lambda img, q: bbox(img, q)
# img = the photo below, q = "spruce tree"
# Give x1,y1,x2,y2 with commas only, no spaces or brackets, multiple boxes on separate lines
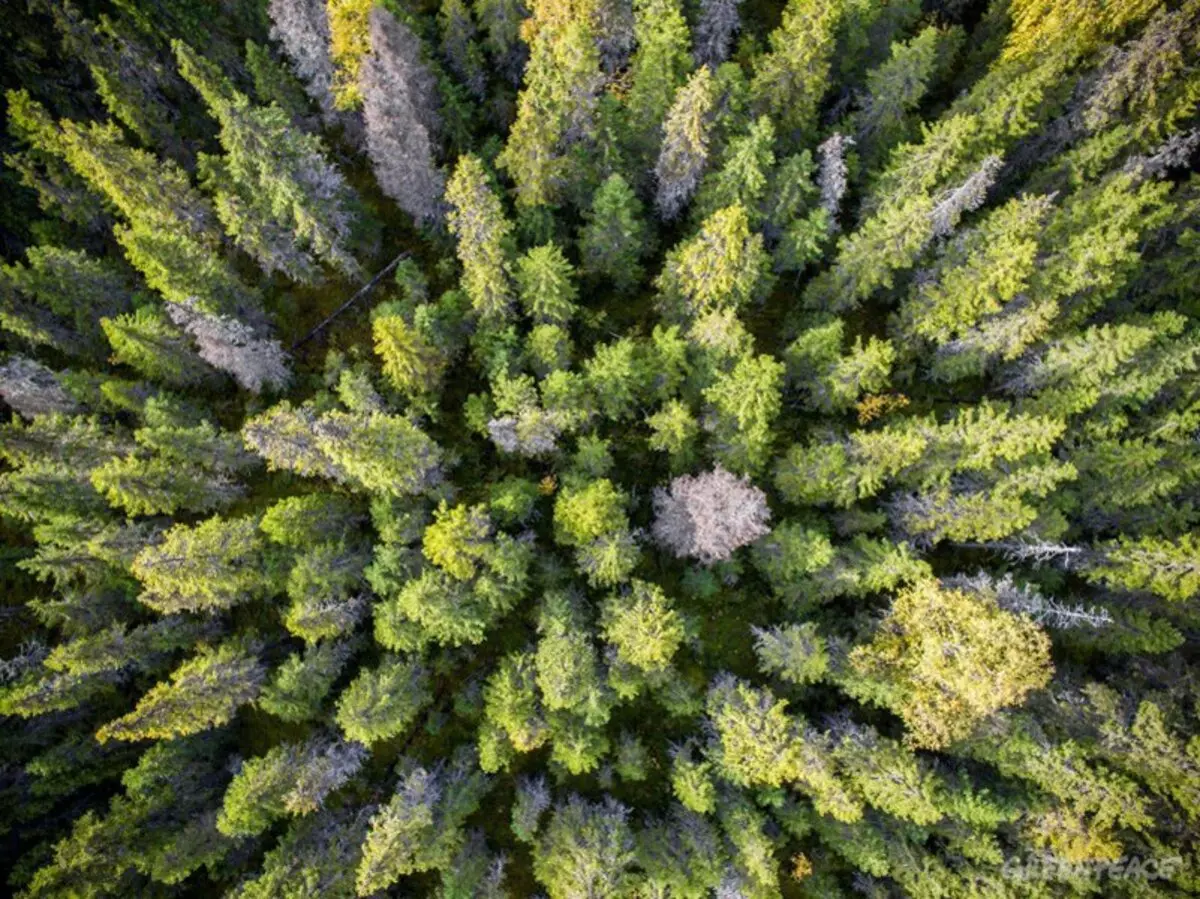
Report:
446,154,515,321
362,7,446,227
174,40,365,282
654,66,717,221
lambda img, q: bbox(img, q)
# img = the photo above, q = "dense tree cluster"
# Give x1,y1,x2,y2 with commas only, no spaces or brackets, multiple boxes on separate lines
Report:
1,0,1199,896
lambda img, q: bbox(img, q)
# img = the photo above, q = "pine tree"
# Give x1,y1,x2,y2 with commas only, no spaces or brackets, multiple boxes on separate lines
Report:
362,6,446,227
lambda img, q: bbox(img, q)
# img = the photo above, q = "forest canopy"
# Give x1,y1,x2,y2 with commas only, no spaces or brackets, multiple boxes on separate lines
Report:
1,0,1199,896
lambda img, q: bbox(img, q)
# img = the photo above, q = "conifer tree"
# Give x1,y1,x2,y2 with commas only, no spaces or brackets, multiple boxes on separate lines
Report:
96,640,265,742
312,410,445,496
267,0,344,124
32,0,185,153
845,580,1054,749
600,579,685,672
654,66,717,221
328,0,374,110
473,0,528,84
849,26,954,168
258,638,357,723
578,173,648,291
356,751,490,893
495,11,603,208
625,0,692,162
218,735,367,835
554,478,640,587
6,90,260,318
165,299,290,394
515,242,579,324
533,796,637,899
372,302,446,400
705,674,805,788
245,40,316,125
0,246,131,359
691,115,776,225
335,655,432,745
439,0,488,99
702,352,785,473
446,154,515,321
131,515,276,614
90,453,244,517
362,6,446,227
657,204,771,318
750,0,843,143
752,622,828,685
535,591,610,723
174,40,365,282
694,0,744,69
652,466,771,562
0,356,80,419
230,806,371,899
